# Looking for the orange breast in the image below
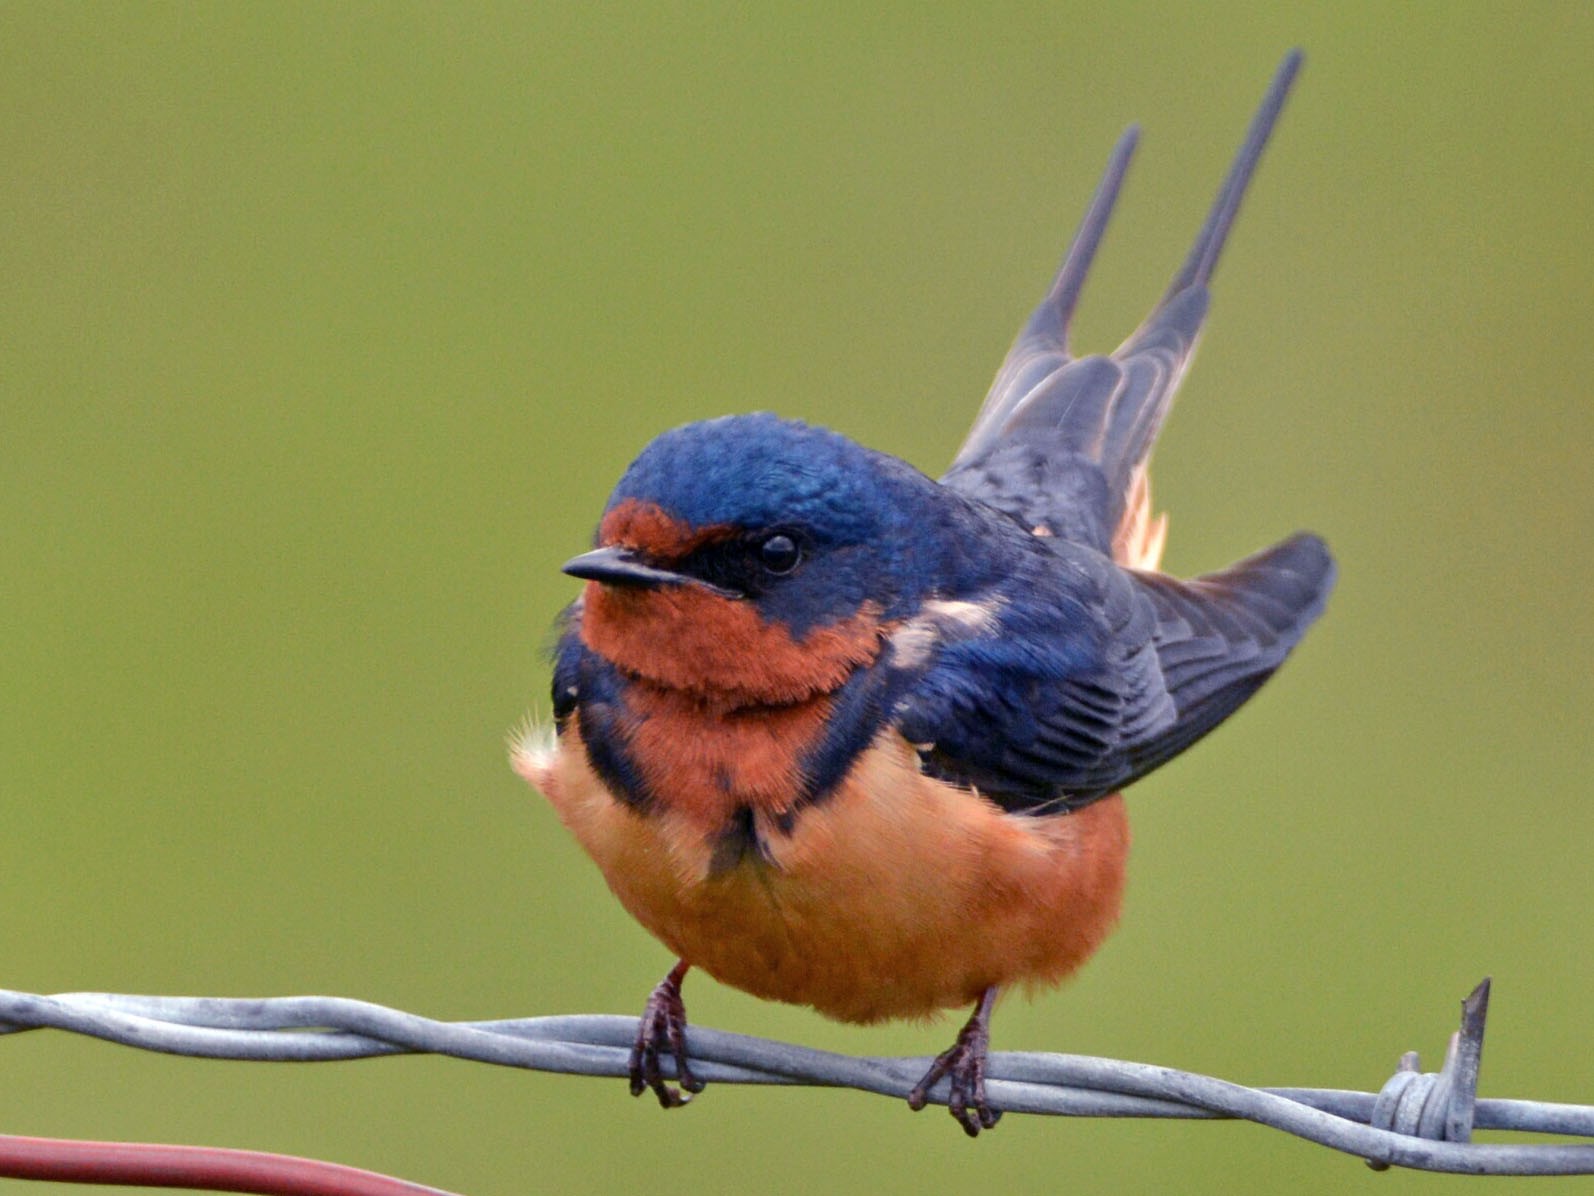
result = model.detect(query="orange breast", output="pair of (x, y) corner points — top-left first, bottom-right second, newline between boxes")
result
(516, 721), (1129, 1024)
(621, 682), (833, 829)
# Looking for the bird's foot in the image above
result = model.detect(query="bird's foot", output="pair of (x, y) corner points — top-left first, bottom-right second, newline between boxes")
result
(629, 960), (704, 1109)
(907, 987), (1002, 1136)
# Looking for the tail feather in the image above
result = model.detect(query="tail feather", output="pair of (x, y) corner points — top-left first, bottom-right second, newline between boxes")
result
(944, 52), (1303, 568)
(956, 126), (1141, 466)
(1154, 50), (1303, 303)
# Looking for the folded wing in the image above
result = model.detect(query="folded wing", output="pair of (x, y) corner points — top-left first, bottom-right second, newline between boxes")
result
(896, 530), (1334, 812)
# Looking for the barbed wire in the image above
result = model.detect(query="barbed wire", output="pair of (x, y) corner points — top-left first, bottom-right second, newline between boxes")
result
(2, 980), (1591, 1175)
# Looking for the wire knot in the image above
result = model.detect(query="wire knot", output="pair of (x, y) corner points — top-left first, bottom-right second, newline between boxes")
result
(1366, 978), (1491, 1169)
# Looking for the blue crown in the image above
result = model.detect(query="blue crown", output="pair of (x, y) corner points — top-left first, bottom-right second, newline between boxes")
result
(606, 413), (917, 546)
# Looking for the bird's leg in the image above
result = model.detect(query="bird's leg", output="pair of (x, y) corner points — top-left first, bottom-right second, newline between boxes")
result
(907, 986), (1003, 1136)
(628, 959), (704, 1108)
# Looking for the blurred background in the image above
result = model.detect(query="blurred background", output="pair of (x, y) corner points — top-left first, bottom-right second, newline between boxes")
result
(4, 4), (1592, 1193)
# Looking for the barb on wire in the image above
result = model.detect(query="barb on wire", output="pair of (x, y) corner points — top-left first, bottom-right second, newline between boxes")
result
(2, 979), (1591, 1175)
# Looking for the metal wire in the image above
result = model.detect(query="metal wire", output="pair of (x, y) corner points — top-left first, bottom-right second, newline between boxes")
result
(2, 981), (1591, 1175)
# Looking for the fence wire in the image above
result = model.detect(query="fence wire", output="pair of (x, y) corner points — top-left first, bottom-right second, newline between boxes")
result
(2, 981), (1591, 1175)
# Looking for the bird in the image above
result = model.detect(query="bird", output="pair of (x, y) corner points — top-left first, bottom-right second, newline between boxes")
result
(512, 50), (1332, 1136)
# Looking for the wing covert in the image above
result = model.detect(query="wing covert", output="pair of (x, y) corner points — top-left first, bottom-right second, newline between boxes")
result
(893, 530), (1333, 814)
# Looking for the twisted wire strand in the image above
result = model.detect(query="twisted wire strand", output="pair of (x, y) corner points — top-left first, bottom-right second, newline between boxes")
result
(2, 988), (1591, 1175)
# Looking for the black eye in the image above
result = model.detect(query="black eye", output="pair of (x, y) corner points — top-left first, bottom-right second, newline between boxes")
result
(757, 533), (801, 575)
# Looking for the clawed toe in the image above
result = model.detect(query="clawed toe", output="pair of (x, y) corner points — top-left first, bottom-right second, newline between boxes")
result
(629, 960), (702, 1109)
(907, 987), (1002, 1136)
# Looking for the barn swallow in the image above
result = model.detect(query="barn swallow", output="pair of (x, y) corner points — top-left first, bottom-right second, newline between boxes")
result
(513, 50), (1332, 1136)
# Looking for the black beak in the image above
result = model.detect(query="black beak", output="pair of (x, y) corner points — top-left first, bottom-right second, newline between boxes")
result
(562, 546), (739, 598)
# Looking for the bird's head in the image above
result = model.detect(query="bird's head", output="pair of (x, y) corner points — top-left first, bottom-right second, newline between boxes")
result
(565, 414), (937, 704)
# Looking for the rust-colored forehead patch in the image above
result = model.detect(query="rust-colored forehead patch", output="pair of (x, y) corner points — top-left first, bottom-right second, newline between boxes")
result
(599, 498), (733, 560)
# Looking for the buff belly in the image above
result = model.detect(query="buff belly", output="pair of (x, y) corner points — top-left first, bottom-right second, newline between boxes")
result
(515, 726), (1129, 1024)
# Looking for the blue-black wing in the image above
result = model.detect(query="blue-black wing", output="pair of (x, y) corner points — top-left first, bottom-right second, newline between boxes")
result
(894, 530), (1334, 812)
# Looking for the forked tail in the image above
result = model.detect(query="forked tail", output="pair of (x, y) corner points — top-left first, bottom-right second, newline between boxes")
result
(944, 52), (1304, 569)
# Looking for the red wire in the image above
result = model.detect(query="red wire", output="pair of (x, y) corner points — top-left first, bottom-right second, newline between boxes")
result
(0, 1133), (463, 1195)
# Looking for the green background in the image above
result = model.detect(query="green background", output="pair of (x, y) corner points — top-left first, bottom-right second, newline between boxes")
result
(4, 4), (1592, 1193)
